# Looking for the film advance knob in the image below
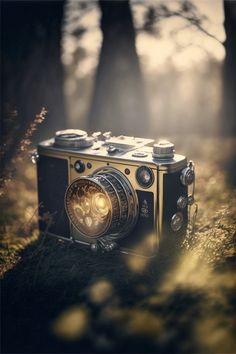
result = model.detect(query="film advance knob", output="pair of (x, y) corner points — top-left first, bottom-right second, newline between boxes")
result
(152, 140), (175, 159)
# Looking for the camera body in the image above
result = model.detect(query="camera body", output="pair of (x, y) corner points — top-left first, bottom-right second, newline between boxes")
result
(35, 130), (195, 257)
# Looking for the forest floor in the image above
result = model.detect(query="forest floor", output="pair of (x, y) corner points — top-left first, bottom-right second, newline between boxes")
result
(1, 136), (236, 353)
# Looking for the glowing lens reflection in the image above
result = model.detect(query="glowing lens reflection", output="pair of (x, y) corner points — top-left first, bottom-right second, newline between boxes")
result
(92, 193), (109, 216)
(67, 179), (111, 238)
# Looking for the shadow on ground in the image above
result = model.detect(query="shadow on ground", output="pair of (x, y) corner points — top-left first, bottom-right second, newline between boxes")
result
(2, 234), (236, 353)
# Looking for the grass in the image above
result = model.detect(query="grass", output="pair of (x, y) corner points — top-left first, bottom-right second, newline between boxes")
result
(0, 159), (39, 276)
(1, 136), (236, 353)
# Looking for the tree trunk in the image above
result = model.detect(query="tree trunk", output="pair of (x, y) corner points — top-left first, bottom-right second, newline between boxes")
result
(222, 1), (236, 136)
(88, 0), (149, 136)
(1, 0), (66, 147)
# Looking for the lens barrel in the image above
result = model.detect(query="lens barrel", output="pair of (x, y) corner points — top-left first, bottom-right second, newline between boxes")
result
(65, 168), (138, 240)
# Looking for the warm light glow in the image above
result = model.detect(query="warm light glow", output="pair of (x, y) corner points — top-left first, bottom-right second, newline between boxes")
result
(51, 306), (89, 340)
(92, 193), (109, 217)
(133, 0), (225, 72)
(66, 179), (111, 237)
(88, 279), (114, 304)
(72, 188), (110, 225)
(63, 0), (226, 134)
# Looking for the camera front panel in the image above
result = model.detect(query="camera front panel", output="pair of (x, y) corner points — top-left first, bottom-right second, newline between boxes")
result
(69, 156), (158, 256)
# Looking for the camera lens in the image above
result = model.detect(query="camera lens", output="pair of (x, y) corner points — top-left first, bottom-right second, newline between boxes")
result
(65, 179), (111, 237)
(65, 168), (138, 239)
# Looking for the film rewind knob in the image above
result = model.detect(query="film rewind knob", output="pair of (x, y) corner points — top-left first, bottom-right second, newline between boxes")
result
(152, 140), (175, 159)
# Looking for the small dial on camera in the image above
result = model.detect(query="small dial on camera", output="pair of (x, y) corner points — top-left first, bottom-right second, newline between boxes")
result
(171, 212), (184, 232)
(180, 166), (195, 186)
(177, 196), (188, 209)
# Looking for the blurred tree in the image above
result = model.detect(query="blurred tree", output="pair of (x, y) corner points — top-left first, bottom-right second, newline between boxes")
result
(88, 0), (149, 136)
(135, 1), (221, 47)
(88, 0), (222, 136)
(223, 0), (236, 136)
(1, 0), (66, 154)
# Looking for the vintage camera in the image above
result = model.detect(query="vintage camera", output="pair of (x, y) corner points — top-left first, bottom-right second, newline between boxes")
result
(34, 129), (195, 257)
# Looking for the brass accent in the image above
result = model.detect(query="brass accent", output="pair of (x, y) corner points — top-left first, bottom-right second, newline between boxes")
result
(69, 156), (158, 251)
(37, 142), (187, 173)
(70, 156), (157, 192)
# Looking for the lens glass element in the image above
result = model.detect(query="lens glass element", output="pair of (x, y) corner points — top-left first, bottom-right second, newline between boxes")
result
(65, 168), (138, 241)
(92, 193), (109, 216)
(65, 179), (111, 238)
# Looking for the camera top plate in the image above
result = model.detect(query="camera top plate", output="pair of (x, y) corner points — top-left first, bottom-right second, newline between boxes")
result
(38, 131), (187, 172)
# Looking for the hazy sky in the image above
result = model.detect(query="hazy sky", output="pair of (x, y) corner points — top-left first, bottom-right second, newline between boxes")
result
(63, 0), (225, 76)
(133, 0), (225, 71)
(62, 0), (225, 133)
